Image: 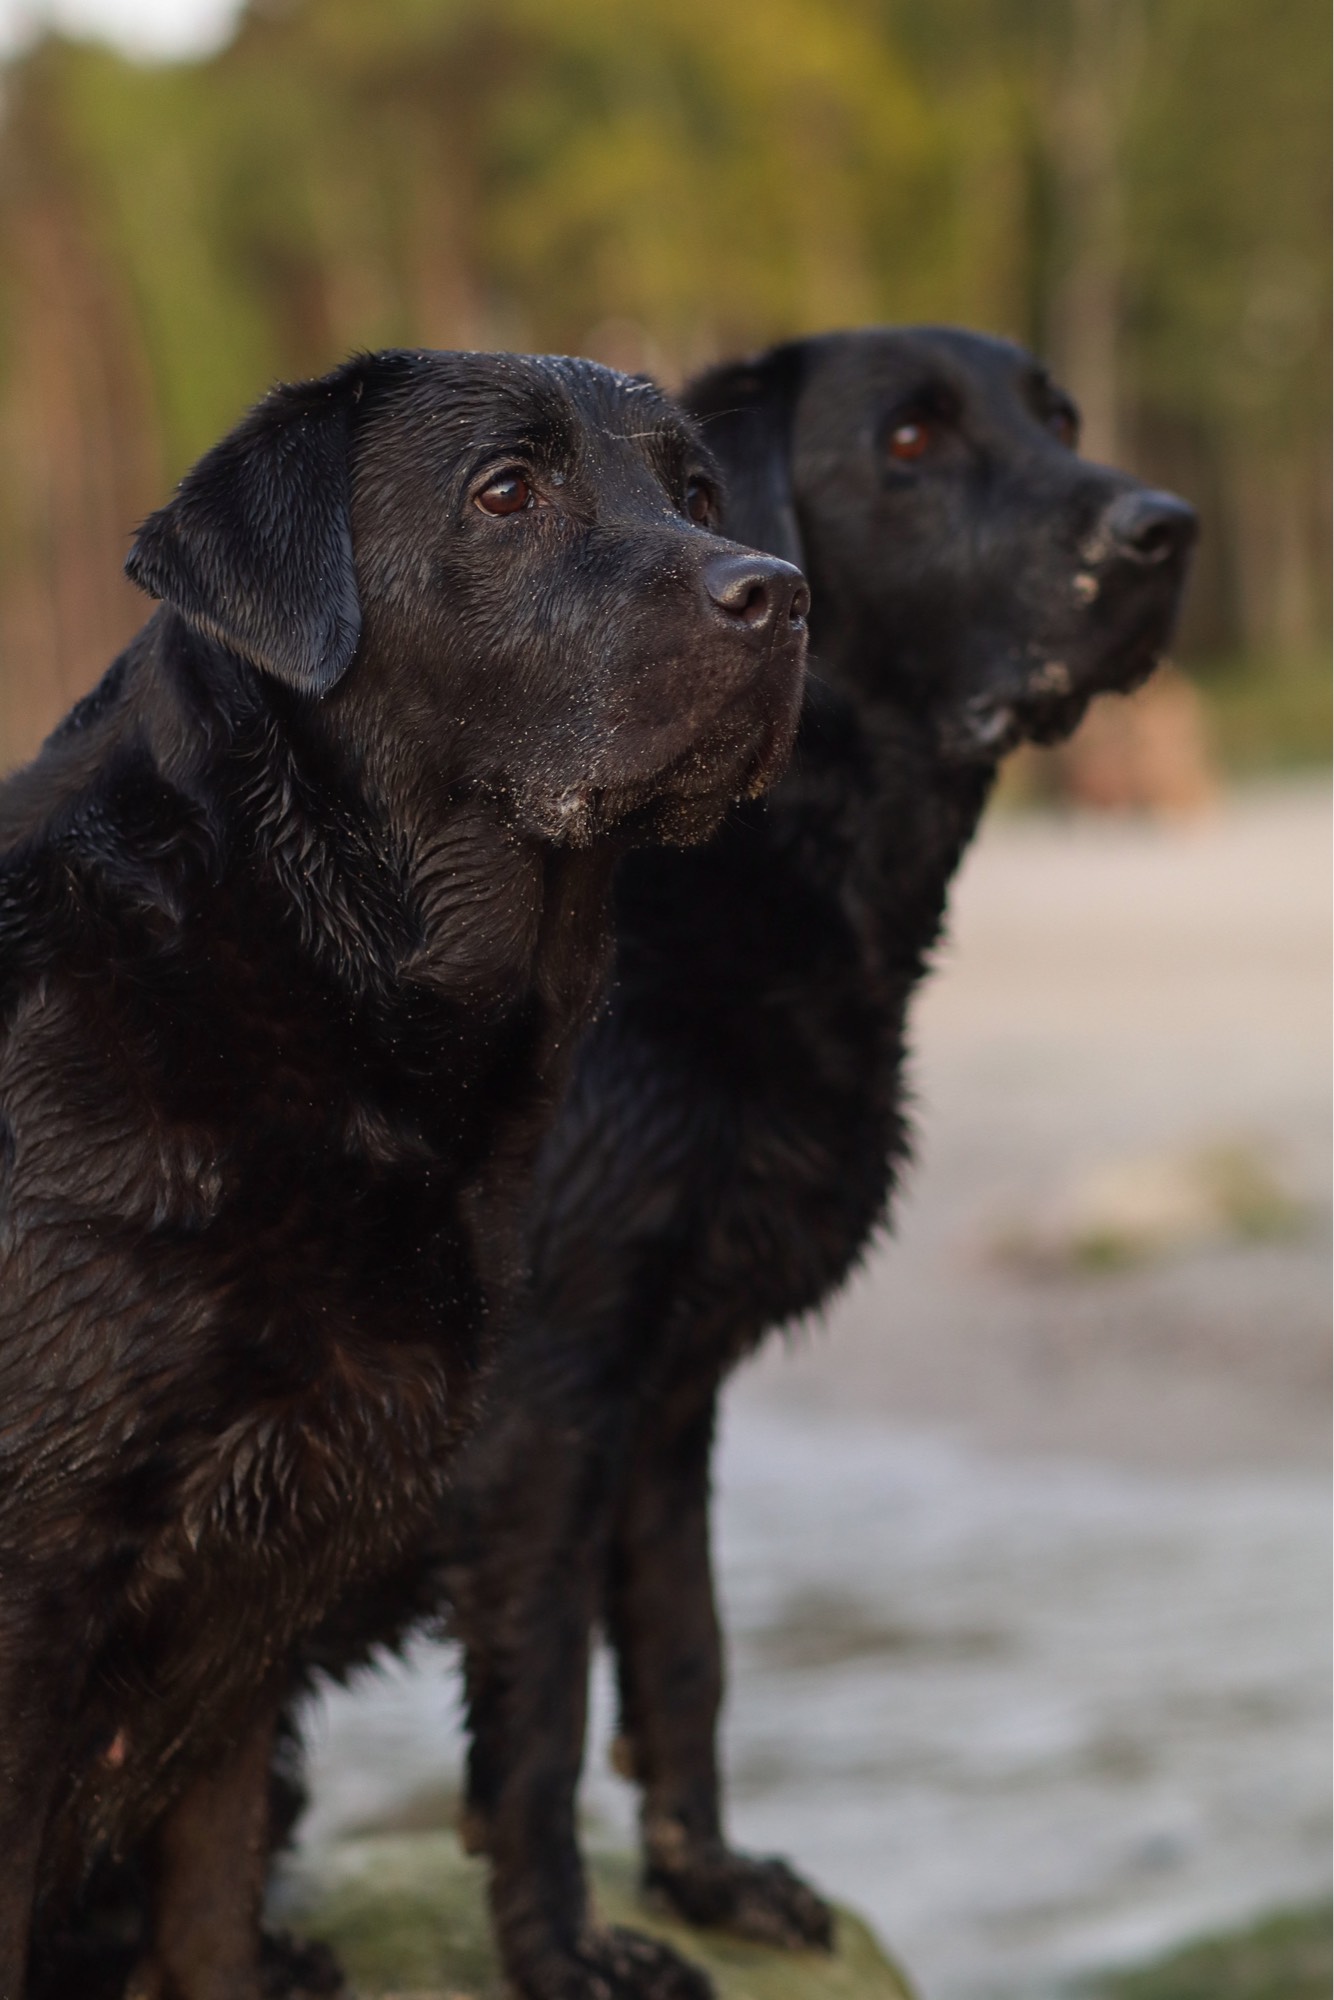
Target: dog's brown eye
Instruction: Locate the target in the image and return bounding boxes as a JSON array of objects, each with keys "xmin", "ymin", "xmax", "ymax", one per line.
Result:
[
  {"xmin": 1047, "ymin": 409, "xmax": 1079, "ymax": 449},
  {"xmin": 475, "ymin": 473, "xmax": 533, "ymax": 516},
  {"xmin": 684, "ymin": 479, "xmax": 713, "ymax": 525},
  {"xmin": 888, "ymin": 421, "xmax": 931, "ymax": 462}
]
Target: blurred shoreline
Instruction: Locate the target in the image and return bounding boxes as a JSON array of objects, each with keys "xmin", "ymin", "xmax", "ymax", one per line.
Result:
[{"xmin": 748, "ymin": 772, "xmax": 1331, "ymax": 1474}]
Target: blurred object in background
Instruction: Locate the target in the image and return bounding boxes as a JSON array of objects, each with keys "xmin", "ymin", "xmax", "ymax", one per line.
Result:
[
  {"xmin": 991, "ymin": 1134, "xmax": 1306, "ymax": 1275},
  {"xmin": 1050, "ymin": 668, "xmax": 1219, "ymax": 817},
  {"xmin": 0, "ymin": 0, "xmax": 1327, "ymax": 775}
]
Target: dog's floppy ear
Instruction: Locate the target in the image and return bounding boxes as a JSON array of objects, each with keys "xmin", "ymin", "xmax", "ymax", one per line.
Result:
[
  {"xmin": 683, "ymin": 343, "xmax": 808, "ymax": 573},
  {"xmin": 126, "ymin": 369, "xmax": 364, "ymax": 695}
]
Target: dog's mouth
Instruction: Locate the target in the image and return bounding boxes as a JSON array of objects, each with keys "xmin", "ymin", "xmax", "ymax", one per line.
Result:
[
  {"xmin": 938, "ymin": 662, "xmax": 1159, "ymax": 766},
  {"xmin": 524, "ymin": 670, "xmax": 804, "ymax": 848},
  {"xmin": 937, "ymin": 596, "xmax": 1178, "ymax": 766},
  {"xmin": 531, "ymin": 706, "xmax": 800, "ymax": 848},
  {"xmin": 524, "ymin": 628, "xmax": 806, "ymax": 847}
]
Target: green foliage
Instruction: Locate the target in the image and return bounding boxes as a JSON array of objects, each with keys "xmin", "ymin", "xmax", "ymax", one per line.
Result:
[
  {"xmin": 6, "ymin": 0, "xmax": 1328, "ymax": 443},
  {"xmin": 1123, "ymin": 0, "xmax": 1330, "ymax": 446},
  {"xmin": 481, "ymin": 0, "xmax": 941, "ymax": 356},
  {"xmin": 1201, "ymin": 654, "xmax": 1333, "ymax": 773},
  {"xmin": 0, "ymin": 0, "xmax": 1327, "ymax": 766}
]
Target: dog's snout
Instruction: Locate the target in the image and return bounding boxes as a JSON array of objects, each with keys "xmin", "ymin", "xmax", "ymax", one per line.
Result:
[
  {"xmin": 1101, "ymin": 489, "xmax": 1199, "ymax": 568},
  {"xmin": 703, "ymin": 552, "xmax": 810, "ymax": 635}
]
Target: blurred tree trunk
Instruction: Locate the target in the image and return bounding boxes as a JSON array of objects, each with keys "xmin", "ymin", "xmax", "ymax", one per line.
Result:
[
  {"xmin": 0, "ymin": 177, "xmax": 161, "ymax": 765},
  {"xmin": 1045, "ymin": 0, "xmax": 1143, "ymax": 465},
  {"xmin": 1229, "ymin": 452, "xmax": 1330, "ymax": 659}
]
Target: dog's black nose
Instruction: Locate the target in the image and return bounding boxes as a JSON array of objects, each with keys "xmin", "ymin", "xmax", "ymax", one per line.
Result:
[
  {"xmin": 703, "ymin": 552, "xmax": 810, "ymax": 634},
  {"xmin": 1102, "ymin": 489, "xmax": 1199, "ymax": 567}
]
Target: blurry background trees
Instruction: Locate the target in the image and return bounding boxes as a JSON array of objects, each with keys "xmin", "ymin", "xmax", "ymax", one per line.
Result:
[{"xmin": 0, "ymin": 0, "xmax": 1327, "ymax": 769}]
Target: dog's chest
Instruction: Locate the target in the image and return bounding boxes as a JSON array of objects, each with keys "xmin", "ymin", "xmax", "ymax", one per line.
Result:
[
  {"xmin": 57, "ymin": 1339, "xmax": 455, "ymax": 1888},
  {"xmin": 193, "ymin": 1082, "xmax": 492, "ymax": 1513},
  {"xmin": 41, "ymin": 1053, "xmax": 512, "ymax": 1889}
]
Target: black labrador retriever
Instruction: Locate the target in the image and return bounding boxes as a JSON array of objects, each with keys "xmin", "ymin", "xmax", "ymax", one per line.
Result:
[
  {"xmin": 290, "ymin": 328, "xmax": 1190, "ymax": 2000},
  {"xmin": 0, "ymin": 348, "xmax": 807, "ymax": 2000}
]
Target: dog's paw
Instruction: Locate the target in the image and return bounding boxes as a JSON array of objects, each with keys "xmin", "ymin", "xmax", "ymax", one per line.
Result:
[
  {"xmin": 517, "ymin": 1924, "xmax": 715, "ymax": 2000},
  {"xmin": 645, "ymin": 1840, "xmax": 834, "ymax": 1950},
  {"xmin": 258, "ymin": 1929, "xmax": 350, "ymax": 1998}
]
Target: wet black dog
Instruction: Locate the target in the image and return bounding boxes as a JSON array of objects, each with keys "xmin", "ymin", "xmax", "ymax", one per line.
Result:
[
  {"xmin": 0, "ymin": 349, "xmax": 807, "ymax": 2000},
  {"xmin": 406, "ymin": 328, "xmax": 1196, "ymax": 2000}
]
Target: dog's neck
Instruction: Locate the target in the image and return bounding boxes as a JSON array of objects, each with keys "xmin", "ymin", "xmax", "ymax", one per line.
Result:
[
  {"xmin": 130, "ymin": 614, "xmax": 619, "ymax": 1043},
  {"xmin": 782, "ymin": 667, "xmax": 997, "ymax": 999}
]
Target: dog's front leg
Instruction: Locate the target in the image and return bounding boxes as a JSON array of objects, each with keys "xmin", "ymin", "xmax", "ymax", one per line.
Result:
[
  {"xmin": 455, "ymin": 1416, "xmax": 711, "ymax": 2000},
  {"xmin": 606, "ymin": 1372, "xmax": 833, "ymax": 1952},
  {"xmin": 128, "ymin": 1694, "xmax": 281, "ymax": 2000},
  {"xmin": 0, "ymin": 1631, "xmax": 72, "ymax": 2000}
]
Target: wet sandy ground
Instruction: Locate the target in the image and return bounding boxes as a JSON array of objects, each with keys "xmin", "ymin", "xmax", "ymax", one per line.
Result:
[
  {"xmin": 299, "ymin": 778, "xmax": 1331, "ymax": 1999},
  {"xmin": 748, "ymin": 774, "xmax": 1331, "ymax": 1472}
]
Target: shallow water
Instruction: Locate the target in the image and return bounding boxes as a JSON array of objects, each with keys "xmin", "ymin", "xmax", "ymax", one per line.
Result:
[{"xmin": 297, "ymin": 1387, "xmax": 1330, "ymax": 2000}]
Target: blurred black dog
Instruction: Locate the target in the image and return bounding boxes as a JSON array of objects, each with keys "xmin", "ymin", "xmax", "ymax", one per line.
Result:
[
  {"xmin": 410, "ymin": 328, "xmax": 1197, "ymax": 2000},
  {"xmin": 0, "ymin": 349, "xmax": 807, "ymax": 2000}
]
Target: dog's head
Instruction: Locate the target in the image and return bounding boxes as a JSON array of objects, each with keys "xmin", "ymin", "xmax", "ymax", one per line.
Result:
[
  {"xmin": 687, "ymin": 328, "xmax": 1197, "ymax": 764},
  {"xmin": 127, "ymin": 351, "xmax": 808, "ymax": 845}
]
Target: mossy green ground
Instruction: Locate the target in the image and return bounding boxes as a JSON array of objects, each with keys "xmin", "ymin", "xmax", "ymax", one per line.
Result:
[
  {"xmin": 282, "ymin": 1826, "xmax": 1327, "ymax": 2000},
  {"xmin": 1081, "ymin": 1903, "xmax": 1332, "ymax": 2000},
  {"xmin": 281, "ymin": 1831, "xmax": 917, "ymax": 2000}
]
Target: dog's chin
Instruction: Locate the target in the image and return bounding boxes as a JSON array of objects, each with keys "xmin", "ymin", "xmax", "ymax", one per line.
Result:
[
  {"xmin": 939, "ymin": 637, "xmax": 1169, "ymax": 766},
  {"xmin": 1021, "ymin": 634, "xmax": 1168, "ymax": 746},
  {"xmin": 1019, "ymin": 687, "xmax": 1097, "ymax": 747},
  {"xmin": 646, "ymin": 696, "xmax": 805, "ymax": 846},
  {"xmin": 520, "ymin": 699, "xmax": 802, "ymax": 852},
  {"xmin": 935, "ymin": 695, "xmax": 1028, "ymax": 767}
]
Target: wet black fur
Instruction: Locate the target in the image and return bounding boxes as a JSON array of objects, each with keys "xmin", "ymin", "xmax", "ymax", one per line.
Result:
[
  {"xmin": 308, "ymin": 328, "xmax": 1193, "ymax": 2000},
  {"xmin": 34, "ymin": 329, "xmax": 1195, "ymax": 2000},
  {"xmin": 401, "ymin": 331, "xmax": 1198, "ymax": 2000},
  {"xmin": 1, "ymin": 348, "xmax": 807, "ymax": 2000}
]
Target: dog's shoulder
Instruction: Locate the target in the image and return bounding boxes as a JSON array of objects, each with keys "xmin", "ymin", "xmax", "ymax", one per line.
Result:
[{"xmin": 0, "ymin": 637, "xmax": 232, "ymax": 1240}]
